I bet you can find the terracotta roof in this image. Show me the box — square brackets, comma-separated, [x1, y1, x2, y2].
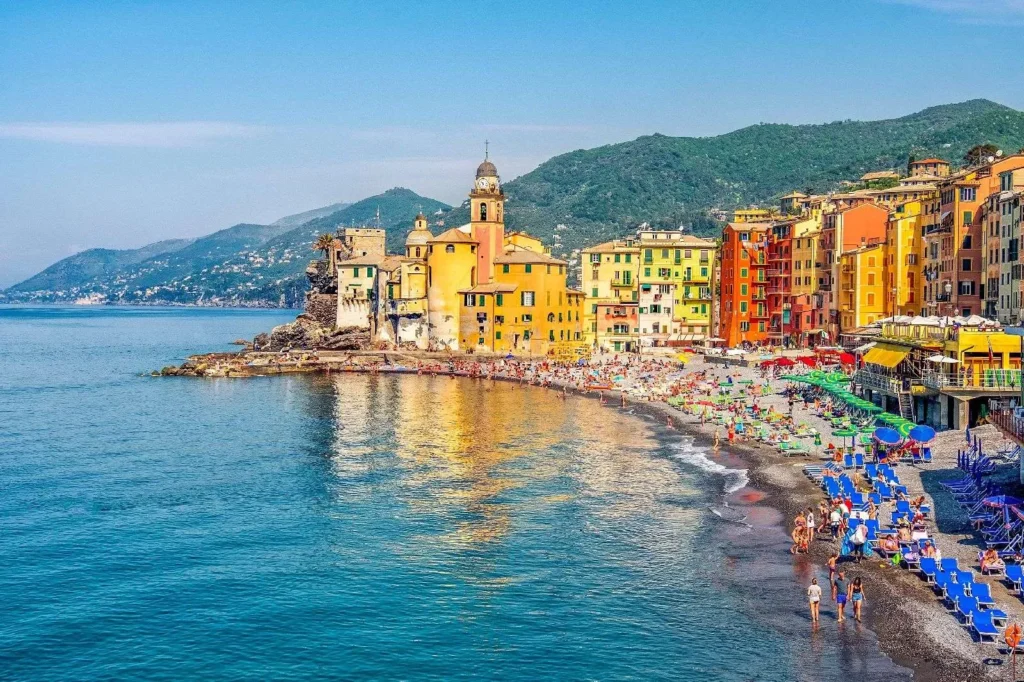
[860, 171, 900, 181]
[429, 226, 477, 244]
[912, 158, 948, 165]
[494, 249, 566, 265]
[583, 240, 638, 254]
[337, 254, 384, 266]
[458, 282, 519, 294]
[781, 191, 808, 199]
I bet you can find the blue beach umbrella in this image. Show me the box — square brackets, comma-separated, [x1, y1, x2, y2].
[908, 425, 936, 444]
[873, 427, 902, 446]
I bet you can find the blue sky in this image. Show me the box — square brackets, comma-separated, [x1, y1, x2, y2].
[3, 0, 1024, 287]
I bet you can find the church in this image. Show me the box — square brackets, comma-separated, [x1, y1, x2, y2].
[332, 155, 585, 355]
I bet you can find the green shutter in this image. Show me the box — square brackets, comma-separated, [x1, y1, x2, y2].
[503, 264, 510, 273]
[496, 293, 503, 306]
[525, 264, 532, 273]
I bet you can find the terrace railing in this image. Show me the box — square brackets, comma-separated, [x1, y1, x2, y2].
[922, 369, 1024, 391]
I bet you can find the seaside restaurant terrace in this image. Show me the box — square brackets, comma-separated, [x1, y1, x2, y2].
[850, 316, 1023, 431]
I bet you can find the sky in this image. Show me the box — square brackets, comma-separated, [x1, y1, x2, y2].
[3, 0, 1024, 287]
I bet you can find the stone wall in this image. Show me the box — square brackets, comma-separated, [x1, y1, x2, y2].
[305, 293, 338, 328]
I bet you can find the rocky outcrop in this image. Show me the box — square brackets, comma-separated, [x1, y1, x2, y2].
[305, 293, 337, 328]
[252, 314, 369, 352]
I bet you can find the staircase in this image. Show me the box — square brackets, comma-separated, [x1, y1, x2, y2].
[897, 391, 914, 421]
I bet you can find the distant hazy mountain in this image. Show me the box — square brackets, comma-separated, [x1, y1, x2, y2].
[270, 202, 350, 228]
[442, 98, 1024, 269]
[6, 239, 194, 296]
[3, 189, 448, 307]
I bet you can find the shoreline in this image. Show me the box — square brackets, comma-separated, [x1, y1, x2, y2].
[160, 353, 996, 680]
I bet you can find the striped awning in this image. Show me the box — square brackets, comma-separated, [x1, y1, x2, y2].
[862, 343, 910, 369]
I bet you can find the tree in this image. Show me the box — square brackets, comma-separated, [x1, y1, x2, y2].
[963, 143, 999, 167]
[313, 233, 334, 258]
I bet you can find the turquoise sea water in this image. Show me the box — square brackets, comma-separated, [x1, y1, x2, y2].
[0, 306, 910, 681]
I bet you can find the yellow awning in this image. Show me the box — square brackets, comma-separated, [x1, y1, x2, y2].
[862, 344, 909, 368]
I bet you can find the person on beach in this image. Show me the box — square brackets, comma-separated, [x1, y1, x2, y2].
[807, 578, 822, 623]
[849, 577, 865, 622]
[805, 507, 815, 542]
[833, 571, 848, 622]
[713, 428, 720, 452]
[827, 553, 839, 596]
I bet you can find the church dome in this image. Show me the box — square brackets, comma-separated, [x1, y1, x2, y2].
[406, 229, 431, 246]
[476, 159, 498, 178]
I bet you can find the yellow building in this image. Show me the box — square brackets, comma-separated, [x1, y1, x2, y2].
[733, 208, 773, 223]
[426, 227, 479, 348]
[636, 230, 715, 345]
[458, 249, 584, 355]
[791, 227, 820, 297]
[884, 198, 929, 317]
[581, 238, 639, 345]
[838, 244, 886, 330]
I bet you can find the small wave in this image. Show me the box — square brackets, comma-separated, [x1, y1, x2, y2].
[672, 441, 749, 494]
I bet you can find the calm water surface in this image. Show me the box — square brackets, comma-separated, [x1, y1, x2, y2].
[0, 306, 909, 681]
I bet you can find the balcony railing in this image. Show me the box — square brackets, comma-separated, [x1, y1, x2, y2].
[922, 370, 1024, 391]
[853, 369, 904, 395]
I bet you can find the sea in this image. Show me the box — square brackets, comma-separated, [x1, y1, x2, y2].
[0, 306, 912, 681]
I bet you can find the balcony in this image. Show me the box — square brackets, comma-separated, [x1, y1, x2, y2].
[922, 370, 1023, 392]
[750, 309, 770, 319]
[611, 279, 635, 288]
[853, 369, 904, 396]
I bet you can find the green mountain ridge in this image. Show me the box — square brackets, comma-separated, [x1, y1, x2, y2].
[440, 98, 1024, 269]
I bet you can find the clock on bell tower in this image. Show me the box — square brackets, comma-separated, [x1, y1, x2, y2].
[469, 145, 505, 283]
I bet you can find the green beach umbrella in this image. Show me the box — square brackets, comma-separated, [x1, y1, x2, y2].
[896, 422, 915, 438]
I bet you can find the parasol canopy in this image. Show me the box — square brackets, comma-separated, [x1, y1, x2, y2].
[873, 427, 902, 445]
[982, 495, 1024, 508]
[908, 425, 936, 443]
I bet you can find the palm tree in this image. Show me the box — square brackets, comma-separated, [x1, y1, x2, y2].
[313, 233, 334, 258]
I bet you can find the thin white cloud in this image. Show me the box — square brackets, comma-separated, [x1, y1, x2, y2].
[0, 121, 269, 147]
[884, 0, 1024, 22]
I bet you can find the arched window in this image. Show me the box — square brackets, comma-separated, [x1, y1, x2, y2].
[547, 313, 555, 323]
[415, 247, 421, 258]
[446, 244, 455, 253]
[480, 203, 487, 221]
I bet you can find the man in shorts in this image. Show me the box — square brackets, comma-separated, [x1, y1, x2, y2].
[833, 570, 848, 622]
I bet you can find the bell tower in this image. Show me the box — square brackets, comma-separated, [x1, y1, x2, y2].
[469, 143, 505, 283]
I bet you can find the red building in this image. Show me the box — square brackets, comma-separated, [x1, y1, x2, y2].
[767, 220, 795, 347]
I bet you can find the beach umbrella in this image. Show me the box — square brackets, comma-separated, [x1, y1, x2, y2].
[908, 425, 936, 444]
[873, 427, 902, 446]
[833, 427, 857, 446]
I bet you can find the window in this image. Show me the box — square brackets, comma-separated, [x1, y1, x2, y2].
[446, 244, 455, 253]
[962, 258, 971, 272]
[661, 249, 669, 258]
[547, 312, 556, 322]
[740, 284, 748, 295]
[590, 253, 601, 263]
[644, 249, 653, 263]
[476, 295, 485, 306]
[758, 321, 765, 332]
[495, 316, 504, 324]
[415, 247, 421, 258]
[644, 267, 651, 277]
[701, 267, 708, 277]
[464, 294, 475, 307]
[739, 321, 750, 332]
[867, 293, 875, 305]
[963, 211, 973, 225]
[740, 301, 748, 313]
[867, 273, 875, 286]
[614, 254, 621, 263]
[522, 314, 533, 323]
[480, 203, 487, 220]
[495, 331, 502, 340]
[740, 268, 748, 278]
[525, 264, 532, 273]
[591, 287, 598, 297]
[521, 291, 535, 306]
[625, 254, 631, 263]
[960, 187, 976, 202]
[502, 264, 510, 273]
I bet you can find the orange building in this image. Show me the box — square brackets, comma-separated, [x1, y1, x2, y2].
[720, 223, 770, 347]
[821, 202, 888, 336]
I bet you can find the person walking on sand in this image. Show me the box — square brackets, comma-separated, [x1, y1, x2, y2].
[807, 578, 822, 623]
[849, 577, 865, 622]
[833, 571, 848, 622]
[713, 428, 720, 452]
[827, 553, 839, 597]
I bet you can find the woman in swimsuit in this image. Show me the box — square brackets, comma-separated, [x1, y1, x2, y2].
[849, 577, 865, 622]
